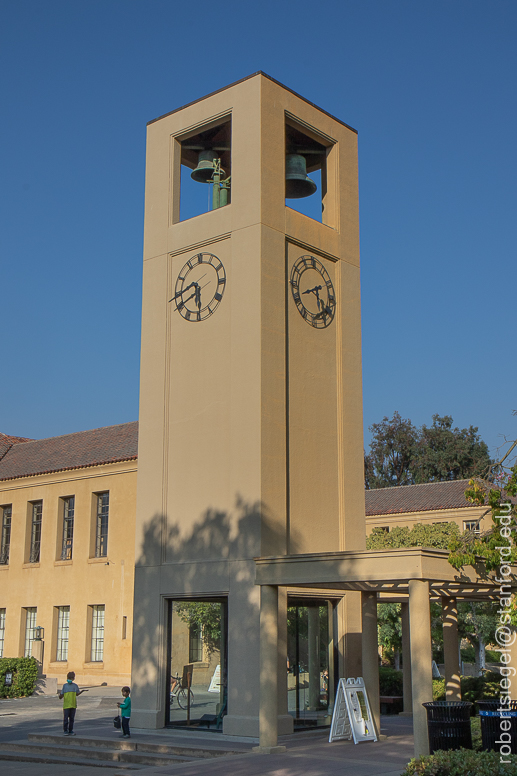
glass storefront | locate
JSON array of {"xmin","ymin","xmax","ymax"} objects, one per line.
[
  {"xmin": 166, "ymin": 599, "xmax": 227, "ymax": 728},
  {"xmin": 287, "ymin": 599, "xmax": 337, "ymax": 728}
]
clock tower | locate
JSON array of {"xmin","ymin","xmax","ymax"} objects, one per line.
[{"xmin": 132, "ymin": 73, "xmax": 366, "ymax": 736}]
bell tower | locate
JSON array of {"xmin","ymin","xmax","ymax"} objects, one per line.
[{"xmin": 132, "ymin": 73, "xmax": 365, "ymax": 735}]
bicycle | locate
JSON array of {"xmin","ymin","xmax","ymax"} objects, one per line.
[{"xmin": 170, "ymin": 672, "xmax": 195, "ymax": 710}]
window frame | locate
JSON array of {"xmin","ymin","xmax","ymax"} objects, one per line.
[
  {"xmin": 90, "ymin": 604, "xmax": 105, "ymax": 662},
  {"xmin": 56, "ymin": 605, "xmax": 70, "ymax": 661},
  {"xmin": 0, "ymin": 505, "xmax": 12, "ymax": 565},
  {"xmin": 29, "ymin": 501, "xmax": 42, "ymax": 563},
  {"xmin": 0, "ymin": 608, "xmax": 5, "ymax": 658},
  {"xmin": 95, "ymin": 493, "xmax": 109, "ymax": 558},
  {"xmin": 24, "ymin": 607, "xmax": 37, "ymax": 657},
  {"xmin": 60, "ymin": 496, "xmax": 75, "ymax": 561}
]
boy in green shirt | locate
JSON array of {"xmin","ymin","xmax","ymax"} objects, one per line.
[
  {"xmin": 118, "ymin": 686, "xmax": 131, "ymax": 737},
  {"xmin": 59, "ymin": 671, "xmax": 85, "ymax": 735}
]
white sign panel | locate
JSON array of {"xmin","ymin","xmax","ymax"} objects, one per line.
[
  {"xmin": 329, "ymin": 677, "xmax": 377, "ymax": 744},
  {"xmin": 208, "ymin": 664, "xmax": 221, "ymax": 693}
]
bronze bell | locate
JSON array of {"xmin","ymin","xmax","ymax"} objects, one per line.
[
  {"xmin": 285, "ymin": 154, "xmax": 317, "ymax": 199},
  {"xmin": 191, "ymin": 150, "xmax": 224, "ymax": 183}
]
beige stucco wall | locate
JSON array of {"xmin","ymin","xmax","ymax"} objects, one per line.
[{"xmin": 0, "ymin": 460, "xmax": 136, "ymax": 685}]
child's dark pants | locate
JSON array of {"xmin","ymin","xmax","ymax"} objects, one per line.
[
  {"xmin": 122, "ymin": 717, "xmax": 130, "ymax": 736},
  {"xmin": 63, "ymin": 708, "xmax": 76, "ymax": 733}
]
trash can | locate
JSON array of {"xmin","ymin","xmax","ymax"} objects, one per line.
[
  {"xmin": 478, "ymin": 700, "xmax": 517, "ymax": 754},
  {"xmin": 423, "ymin": 701, "xmax": 473, "ymax": 753}
]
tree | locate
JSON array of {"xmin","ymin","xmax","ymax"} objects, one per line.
[
  {"xmin": 365, "ymin": 411, "xmax": 419, "ymax": 488},
  {"xmin": 364, "ymin": 412, "xmax": 491, "ymax": 489},
  {"xmin": 175, "ymin": 602, "xmax": 222, "ymax": 657},
  {"xmin": 448, "ymin": 438, "xmax": 517, "ymax": 576},
  {"xmin": 412, "ymin": 415, "xmax": 491, "ymax": 484}
]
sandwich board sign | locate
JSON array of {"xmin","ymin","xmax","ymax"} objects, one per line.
[
  {"xmin": 208, "ymin": 664, "xmax": 221, "ymax": 693},
  {"xmin": 329, "ymin": 677, "xmax": 377, "ymax": 744}
]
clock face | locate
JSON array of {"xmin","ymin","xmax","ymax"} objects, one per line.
[
  {"xmin": 290, "ymin": 255, "xmax": 336, "ymax": 328},
  {"xmin": 172, "ymin": 253, "xmax": 226, "ymax": 321}
]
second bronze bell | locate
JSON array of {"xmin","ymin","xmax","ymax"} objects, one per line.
[{"xmin": 285, "ymin": 154, "xmax": 317, "ymax": 199}]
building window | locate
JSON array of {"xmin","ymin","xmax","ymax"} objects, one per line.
[
  {"xmin": 24, "ymin": 607, "xmax": 37, "ymax": 657},
  {"xmin": 189, "ymin": 622, "xmax": 203, "ymax": 662},
  {"xmin": 464, "ymin": 520, "xmax": 480, "ymax": 534},
  {"xmin": 90, "ymin": 605, "xmax": 105, "ymax": 661},
  {"xmin": 61, "ymin": 497, "xmax": 75, "ymax": 560},
  {"xmin": 29, "ymin": 501, "xmax": 42, "ymax": 563},
  {"xmin": 0, "ymin": 505, "xmax": 12, "ymax": 565},
  {"xmin": 378, "ymin": 526, "xmax": 390, "ymax": 533},
  {"xmin": 95, "ymin": 493, "xmax": 109, "ymax": 558},
  {"xmin": 0, "ymin": 609, "xmax": 5, "ymax": 657},
  {"xmin": 56, "ymin": 606, "xmax": 70, "ymax": 661}
]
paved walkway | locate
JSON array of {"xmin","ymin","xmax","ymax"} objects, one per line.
[{"xmin": 0, "ymin": 686, "xmax": 414, "ymax": 776}]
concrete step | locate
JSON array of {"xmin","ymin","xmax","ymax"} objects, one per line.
[
  {"xmin": 0, "ymin": 749, "xmax": 142, "ymax": 769},
  {"xmin": 29, "ymin": 732, "xmax": 242, "ymax": 758},
  {"xmin": 1, "ymin": 741, "xmax": 133, "ymax": 762},
  {"xmin": 1, "ymin": 733, "xmax": 245, "ymax": 769}
]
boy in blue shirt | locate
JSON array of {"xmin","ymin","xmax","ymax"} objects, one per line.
[
  {"xmin": 118, "ymin": 686, "xmax": 131, "ymax": 737},
  {"xmin": 59, "ymin": 671, "xmax": 85, "ymax": 735}
]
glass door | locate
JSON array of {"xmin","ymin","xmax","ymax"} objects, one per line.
[
  {"xmin": 287, "ymin": 599, "xmax": 336, "ymax": 728},
  {"xmin": 166, "ymin": 598, "xmax": 227, "ymax": 728}
]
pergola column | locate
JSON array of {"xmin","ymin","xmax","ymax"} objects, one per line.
[
  {"xmin": 409, "ymin": 579, "xmax": 433, "ymax": 757},
  {"xmin": 253, "ymin": 585, "xmax": 286, "ymax": 754},
  {"xmin": 401, "ymin": 602, "xmax": 412, "ymax": 713},
  {"xmin": 361, "ymin": 591, "xmax": 380, "ymax": 737},
  {"xmin": 442, "ymin": 596, "xmax": 461, "ymax": 700}
]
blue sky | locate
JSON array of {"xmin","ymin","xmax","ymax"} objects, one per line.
[{"xmin": 1, "ymin": 0, "xmax": 515, "ymax": 457}]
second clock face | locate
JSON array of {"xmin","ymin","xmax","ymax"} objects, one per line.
[
  {"xmin": 173, "ymin": 253, "xmax": 226, "ymax": 322},
  {"xmin": 290, "ymin": 255, "xmax": 336, "ymax": 328}
]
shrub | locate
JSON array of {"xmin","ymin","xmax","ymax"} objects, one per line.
[
  {"xmin": 400, "ymin": 748, "xmax": 517, "ymax": 775},
  {"xmin": 379, "ymin": 666, "xmax": 403, "ymax": 696},
  {"xmin": 0, "ymin": 657, "xmax": 39, "ymax": 698},
  {"xmin": 432, "ymin": 673, "xmax": 499, "ymax": 708}
]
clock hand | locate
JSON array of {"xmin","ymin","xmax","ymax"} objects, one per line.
[{"xmin": 169, "ymin": 281, "xmax": 200, "ymax": 304}]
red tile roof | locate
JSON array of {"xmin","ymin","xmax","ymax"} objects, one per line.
[
  {"xmin": 0, "ymin": 422, "xmax": 138, "ymax": 481},
  {"xmin": 365, "ymin": 480, "xmax": 476, "ymax": 516}
]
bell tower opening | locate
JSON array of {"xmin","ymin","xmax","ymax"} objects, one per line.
[
  {"xmin": 178, "ymin": 116, "xmax": 231, "ymax": 222},
  {"xmin": 285, "ymin": 116, "xmax": 332, "ymax": 224}
]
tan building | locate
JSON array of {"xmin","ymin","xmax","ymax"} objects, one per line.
[
  {"xmin": 366, "ymin": 480, "xmax": 488, "ymax": 535},
  {"xmin": 0, "ymin": 423, "xmax": 137, "ymax": 686}
]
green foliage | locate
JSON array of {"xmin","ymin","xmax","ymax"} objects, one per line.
[
  {"xmin": 460, "ymin": 672, "xmax": 500, "ymax": 704},
  {"xmin": 378, "ymin": 665, "xmax": 403, "ymax": 696},
  {"xmin": 367, "ymin": 522, "xmax": 460, "ymax": 551},
  {"xmin": 378, "ymin": 603, "xmax": 402, "ymax": 658},
  {"xmin": 448, "ymin": 462, "xmax": 517, "ymax": 580},
  {"xmin": 433, "ymin": 678, "xmax": 445, "ymax": 700},
  {"xmin": 175, "ymin": 602, "xmax": 222, "ymax": 657},
  {"xmin": 461, "ymin": 646, "xmax": 500, "ymax": 664},
  {"xmin": 432, "ymin": 673, "xmax": 500, "ymax": 705},
  {"xmin": 400, "ymin": 749, "xmax": 517, "ymax": 776},
  {"xmin": 470, "ymin": 716, "xmax": 482, "ymax": 752},
  {"xmin": 365, "ymin": 412, "xmax": 491, "ymax": 489},
  {"xmin": 0, "ymin": 657, "xmax": 39, "ymax": 698}
]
